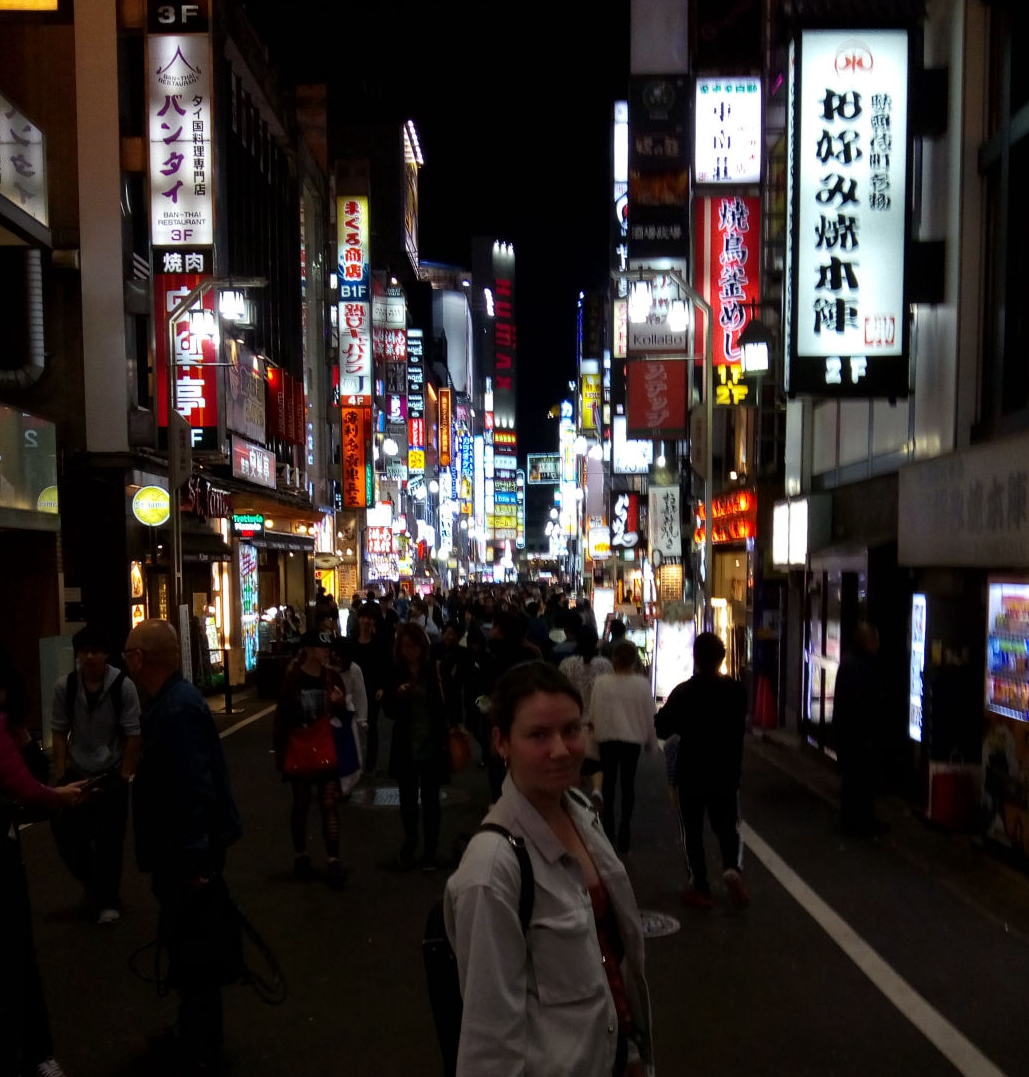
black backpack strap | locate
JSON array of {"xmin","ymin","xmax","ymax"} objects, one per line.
[
  {"xmin": 566, "ymin": 786, "xmax": 595, "ymax": 814},
  {"xmin": 64, "ymin": 670, "xmax": 78, "ymax": 726},
  {"xmin": 478, "ymin": 823, "xmax": 534, "ymax": 932}
]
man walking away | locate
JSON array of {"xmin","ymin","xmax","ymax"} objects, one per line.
[
  {"xmin": 50, "ymin": 624, "xmax": 141, "ymax": 924},
  {"xmin": 125, "ymin": 619, "xmax": 242, "ymax": 1076},
  {"xmin": 655, "ymin": 632, "xmax": 749, "ymax": 910}
]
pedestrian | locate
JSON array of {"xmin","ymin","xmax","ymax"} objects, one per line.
[
  {"xmin": 329, "ymin": 636, "xmax": 368, "ymax": 798},
  {"xmin": 49, "ymin": 623, "xmax": 141, "ymax": 924},
  {"xmin": 352, "ymin": 604, "xmax": 387, "ymax": 774},
  {"xmin": 1, "ymin": 656, "xmax": 87, "ymax": 1077},
  {"xmin": 382, "ymin": 622, "xmax": 449, "ymax": 871},
  {"xmin": 124, "ymin": 620, "xmax": 242, "ymax": 1076},
  {"xmin": 444, "ymin": 661, "xmax": 654, "ymax": 1077},
  {"xmin": 272, "ymin": 630, "xmax": 349, "ymax": 888},
  {"xmin": 655, "ymin": 631, "xmax": 749, "ymax": 910},
  {"xmin": 558, "ymin": 622, "xmax": 613, "ymax": 811},
  {"xmin": 833, "ymin": 621, "xmax": 887, "ymax": 837},
  {"xmin": 590, "ymin": 640, "xmax": 658, "ymax": 853}
]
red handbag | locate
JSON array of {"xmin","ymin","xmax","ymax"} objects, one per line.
[{"xmin": 283, "ymin": 717, "xmax": 338, "ymax": 779}]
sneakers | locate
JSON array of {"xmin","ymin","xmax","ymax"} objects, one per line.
[
  {"xmin": 723, "ymin": 868, "xmax": 750, "ymax": 909},
  {"xmin": 97, "ymin": 907, "xmax": 121, "ymax": 925},
  {"xmin": 326, "ymin": 859, "xmax": 347, "ymax": 890},
  {"xmin": 683, "ymin": 887, "xmax": 714, "ymax": 909},
  {"xmin": 35, "ymin": 1059, "xmax": 67, "ymax": 1077}
]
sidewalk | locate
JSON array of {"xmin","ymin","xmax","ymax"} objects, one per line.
[{"xmin": 747, "ymin": 726, "xmax": 1029, "ymax": 943}]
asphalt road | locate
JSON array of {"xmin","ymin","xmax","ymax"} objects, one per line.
[{"xmin": 19, "ymin": 690, "xmax": 1029, "ymax": 1077}]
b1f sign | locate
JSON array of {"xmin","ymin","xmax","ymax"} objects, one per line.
[{"xmin": 787, "ymin": 29, "xmax": 910, "ymax": 397}]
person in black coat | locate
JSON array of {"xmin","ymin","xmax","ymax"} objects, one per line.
[
  {"xmin": 832, "ymin": 621, "xmax": 886, "ymax": 837},
  {"xmin": 382, "ymin": 623, "xmax": 450, "ymax": 871},
  {"xmin": 655, "ymin": 631, "xmax": 749, "ymax": 910}
]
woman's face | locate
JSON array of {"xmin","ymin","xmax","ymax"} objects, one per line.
[
  {"xmin": 495, "ymin": 690, "xmax": 584, "ymax": 801},
  {"xmin": 399, "ymin": 634, "xmax": 422, "ymax": 666}
]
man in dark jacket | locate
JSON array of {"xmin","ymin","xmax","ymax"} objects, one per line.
[
  {"xmin": 832, "ymin": 621, "xmax": 886, "ymax": 837},
  {"xmin": 656, "ymin": 631, "xmax": 749, "ymax": 910},
  {"xmin": 125, "ymin": 619, "xmax": 242, "ymax": 1076}
]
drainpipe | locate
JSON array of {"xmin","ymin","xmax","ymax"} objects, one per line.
[{"xmin": 0, "ymin": 249, "xmax": 46, "ymax": 389}]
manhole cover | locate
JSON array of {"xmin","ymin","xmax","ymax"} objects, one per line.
[{"xmin": 639, "ymin": 910, "xmax": 680, "ymax": 938}]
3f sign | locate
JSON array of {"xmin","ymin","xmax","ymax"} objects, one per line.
[{"xmin": 155, "ymin": 4, "xmax": 201, "ymax": 25}]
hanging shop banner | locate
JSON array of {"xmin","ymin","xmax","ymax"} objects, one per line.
[
  {"xmin": 581, "ymin": 372, "xmax": 602, "ymax": 432},
  {"xmin": 225, "ymin": 341, "xmax": 266, "ymax": 443},
  {"xmin": 649, "ymin": 485, "xmax": 682, "ymax": 558},
  {"xmin": 407, "ymin": 329, "xmax": 425, "ymax": 418},
  {"xmin": 337, "ymin": 194, "xmax": 372, "ymax": 397},
  {"xmin": 147, "ymin": 14, "xmax": 214, "ymax": 248},
  {"xmin": 341, "ymin": 405, "xmax": 372, "ymax": 508},
  {"xmin": 695, "ymin": 77, "xmax": 762, "ymax": 185},
  {"xmin": 153, "ymin": 271, "xmax": 219, "ymax": 450},
  {"xmin": 527, "ymin": 453, "xmax": 561, "ymax": 485},
  {"xmin": 628, "ymin": 75, "xmax": 691, "ymax": 262},
  {"xmin": 611, "ymin": 492, "xmax": 640, "ymax": 549},
  {"xmin": 626, "ymin": 359, "xmax": 688, "ymax": 438},
  {"xmin": 231, "ymin": 435, "xmax": 276, "ymax": 490},
  {"xmin": 787, "ymin": 29, "xmax": 910, "ymax": 397},
  {"xmin": 439, "ymin": 388, "xmax": 452, "ymax": 467},
  {"xmin": 0, "ymin": 91, "xmax": 48, "ymax": 229},
  {"xmin": 612, "ymin": 414, "xmax": 654, "ymax": 476}
]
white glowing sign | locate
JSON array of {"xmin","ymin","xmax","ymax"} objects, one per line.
[{"xmin": 695, "ymin": 77, "xmax": 762, "ymax": 185}]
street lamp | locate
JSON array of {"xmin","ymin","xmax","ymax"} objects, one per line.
[{"xmin": 165, "ymin": 276, "xmax": 266, "ymax": 616}]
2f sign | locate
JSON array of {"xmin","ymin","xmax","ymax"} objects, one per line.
[{"xmin": 151, "ymin": 3, "xmax": 208, "ymax": 31}]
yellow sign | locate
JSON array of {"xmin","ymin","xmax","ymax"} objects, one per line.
[
  {"xmin": 409, "ymin": 449, "xmax": 425, "ymax": 470},
  {"xmin": 36, "ymin": 485, "xmax": 59, "ymax": 514},
  {"xmin": 132, "ymin": 485, "xmax": 171, "ymax": 527},
  {"xmin": 581, "ymin": 373, "xmax": 601, "ymax": 431}
]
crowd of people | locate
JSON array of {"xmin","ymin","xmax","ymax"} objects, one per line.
[{"xmin": 0, "ymin": 580, "xmax": 767, "ymax": 1077}]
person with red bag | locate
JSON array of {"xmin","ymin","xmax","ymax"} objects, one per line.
[{"xmin": 273, "ymin": 630, "xmax": 349, "ymax": 889}]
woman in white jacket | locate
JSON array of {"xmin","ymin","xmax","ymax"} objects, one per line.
[
  {"xmin": 444, "ymin": 661, "xmax": 653, "ymax": 1077},
  {"xmin": 590, "ymin": 640, "xmax": 658, "ymax": 853}
]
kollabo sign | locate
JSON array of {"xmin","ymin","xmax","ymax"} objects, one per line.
[{"xmin": 787, "ymin": 29, "xmax": 910, "ymax": 397}]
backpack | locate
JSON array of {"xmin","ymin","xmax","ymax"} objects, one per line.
[
  {"xmin": 422, "ymin": 824, "xmax": 534, "ymax": 1077},
  {"xmin": 65, "ymin": 669, "xmax": 127, "ymax": 725}
]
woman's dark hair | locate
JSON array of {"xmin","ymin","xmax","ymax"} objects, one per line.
[
  {"xmin": 575, "ymin": 622, "xmax": 600, "ymax": 664},
  {"xmin": 491, "ymin": 661, "xmax": 582, "ymax": 738},
  {"xmin": 611, "ymin": 639, "xmax": 638, "ymax": 671},
  {"xmin": 331, "ymin": 636, "xmax": 353, "ymax": 670},
  {"xmin": 394, "ymin": 621, "xmax": 431, "ymax": 668}
]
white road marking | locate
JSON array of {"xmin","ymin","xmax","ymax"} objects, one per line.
[
  {"xmin": 743, "ymin": 822, "xmax": 1009, "ymax": 1077},
  {"xmin": 218, "ymin": 703, "xmax": 275, "ymax": 739}
]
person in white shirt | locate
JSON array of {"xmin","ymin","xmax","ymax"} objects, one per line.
[
  {"xmin": 444, "ymin": 661, "xmax": 653, "ymax": 1077},
  {"xmin": 590, "ymin": 640, "xmax": 658, "ymax": 853}
]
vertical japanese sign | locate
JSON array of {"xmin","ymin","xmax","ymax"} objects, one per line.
[
  {"xmin": 610, "ymin": 492, "xmax": 640, "ymax": 549},
  {"xmin": 337, "ymin": 195, "xmax": 372, "ymax": 399},
  {"xmin": 694, "ymin": 77, "xmax": 762, "ymax": 185},
  {"xmin": 581, "ymin": 373, "xmax": 601, "ymax": 432},
  {"xmin": 695, "ymin": 195, "xmax": 762, "ymax": 406},
  {"xmin": 626, "ymin": 359, "xmax": 688, "ymax": 437},
  {"xmin": 147, "ymin": 4, "xmax": 214, "ymax": 248},
  {"xmin": 0, "ymin": 91, "xmax": 48, "ymax": 228},
  {"xmin": 439, "ymin": 389, "xmax": 452, "ymax": 468},
  {"xmin": 788, "ymin": 29, "xmax": 909, "ymax": 396},
  {"xmin": 492, "ymin": 243, "xmax": 517, "ymax": 425},
  {"xmin": 649, "ymin": 485, "xmax": 682, "ymax": 557},
  {"xmin": 341, "ymin": 405, "xmax": 371, "ymax": 508}
]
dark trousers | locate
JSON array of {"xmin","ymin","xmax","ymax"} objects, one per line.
[
  {"xmin": 51, "ymin": 772, "xmax": 128, "ymax": 909},
  {"xmin": 676, "ymin": 788, "xmax": 742, "ymax": 893},
  {"xmin": 397, "ymin": 761, "xmax": 441, "ymax": 859},
  {"xmin": 599, "ymin": 741, "xmax": 642, "ymax": 850},
  {"xmin": 364, "ymin": 703, "xmax": 380, "ymax": 772},
  {"xmin": 153, "ymin": 872, "xmax": 225, "ymax": 1067},
  {"xmin": 839, "ymin": 742, "xmax": 877, "ymax": 834},
  {"xmin": 0, "ymin": 835, "xmax": 54, "ymax": 1076}
]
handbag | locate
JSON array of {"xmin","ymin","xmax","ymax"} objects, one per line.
[
  {"xmin": 448, "ymin": 725, "xmax": 472, "ymax": 773},
  {"xmin": 283, "ymin": 717, "xmax": 338, "ymax": 779}
]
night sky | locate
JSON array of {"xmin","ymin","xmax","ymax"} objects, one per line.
[{"xmin": 242, "ymin": 1, "xmax": 630, "ymax": 461}]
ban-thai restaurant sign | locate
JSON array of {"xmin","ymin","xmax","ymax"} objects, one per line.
[
  {"xmin": 787, "ymin": 29, "xmax": 910, "ymax": 397},
  {"xmin": 147, "ymin": 9, "xmax": 214, "ymax": 248},
  {"xmin": 695, "ymin": 195, "xmax": 762, "ymax": 407},
  {"xmin": 626, "ymin": 359, "xmax": 687, "ymax": 438}
]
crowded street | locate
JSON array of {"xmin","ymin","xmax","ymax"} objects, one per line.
[{"xmin": 17, "ymin": 681, "xmax": 1029, "ymax": 1077}]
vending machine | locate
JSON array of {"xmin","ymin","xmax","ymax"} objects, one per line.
[{"xmin": 982, "ymin": 578, "xmax": 1029, "ymax": 855}]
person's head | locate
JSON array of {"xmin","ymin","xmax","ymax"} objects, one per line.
[
  {"xmin": 123, "ymin": 619, "xmax": 182, "ymax": 696},
  {"xmin": 72, "ymin": 624, "xmax": 113, "ymax": 682},
  {"xmin": 608, "ymin": 619, "xmax": 627, "ymax": 642},
  {"xmin": 574, "ymin": 622, "xmax": 599, "ymax": 661},
  {"xmin": 395, "ymin": 622, "xmax": 431, "ymax": 670},
  {"xmin": 491, "ymin": 661, "xmax": 584, "ymax": 803},
  {"xmin": 356, "ymin": 604, "xmax": 377, "ymax": 639},
  {"xmin": 693, "ymin": 631, "xmax": 726, "ymax": 675},
  {"xmin": 611, "ymin": 638, "xmax": 638, "ymax": 673},
  {"xmin": 298, "ymin": 629, "xmax": 334, "ymax": 669},
  {"xmin": 494, "ymin": 609, "xmax": 529, "ymax": 646},
  {"xmin": 560, "ymin": 609, "xmax": 581, "ymax": 641},
  {"xmin": 466, "ymin": 625, "xmax": 486, "ymax": 654},
  {"xmin": 854, "ymin": 621, "xmax": 880, "ymax": 655},
  {"xmin": 408, "ymin": 598, "xmax": 427, "ymax": 623},
  {"xmin": 441, "ymin": 623, "xmax": 461, "ymax": 649},
  {"xmin": 330, "ymin": 635, "xmax": 353, "ymax": 671}
]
